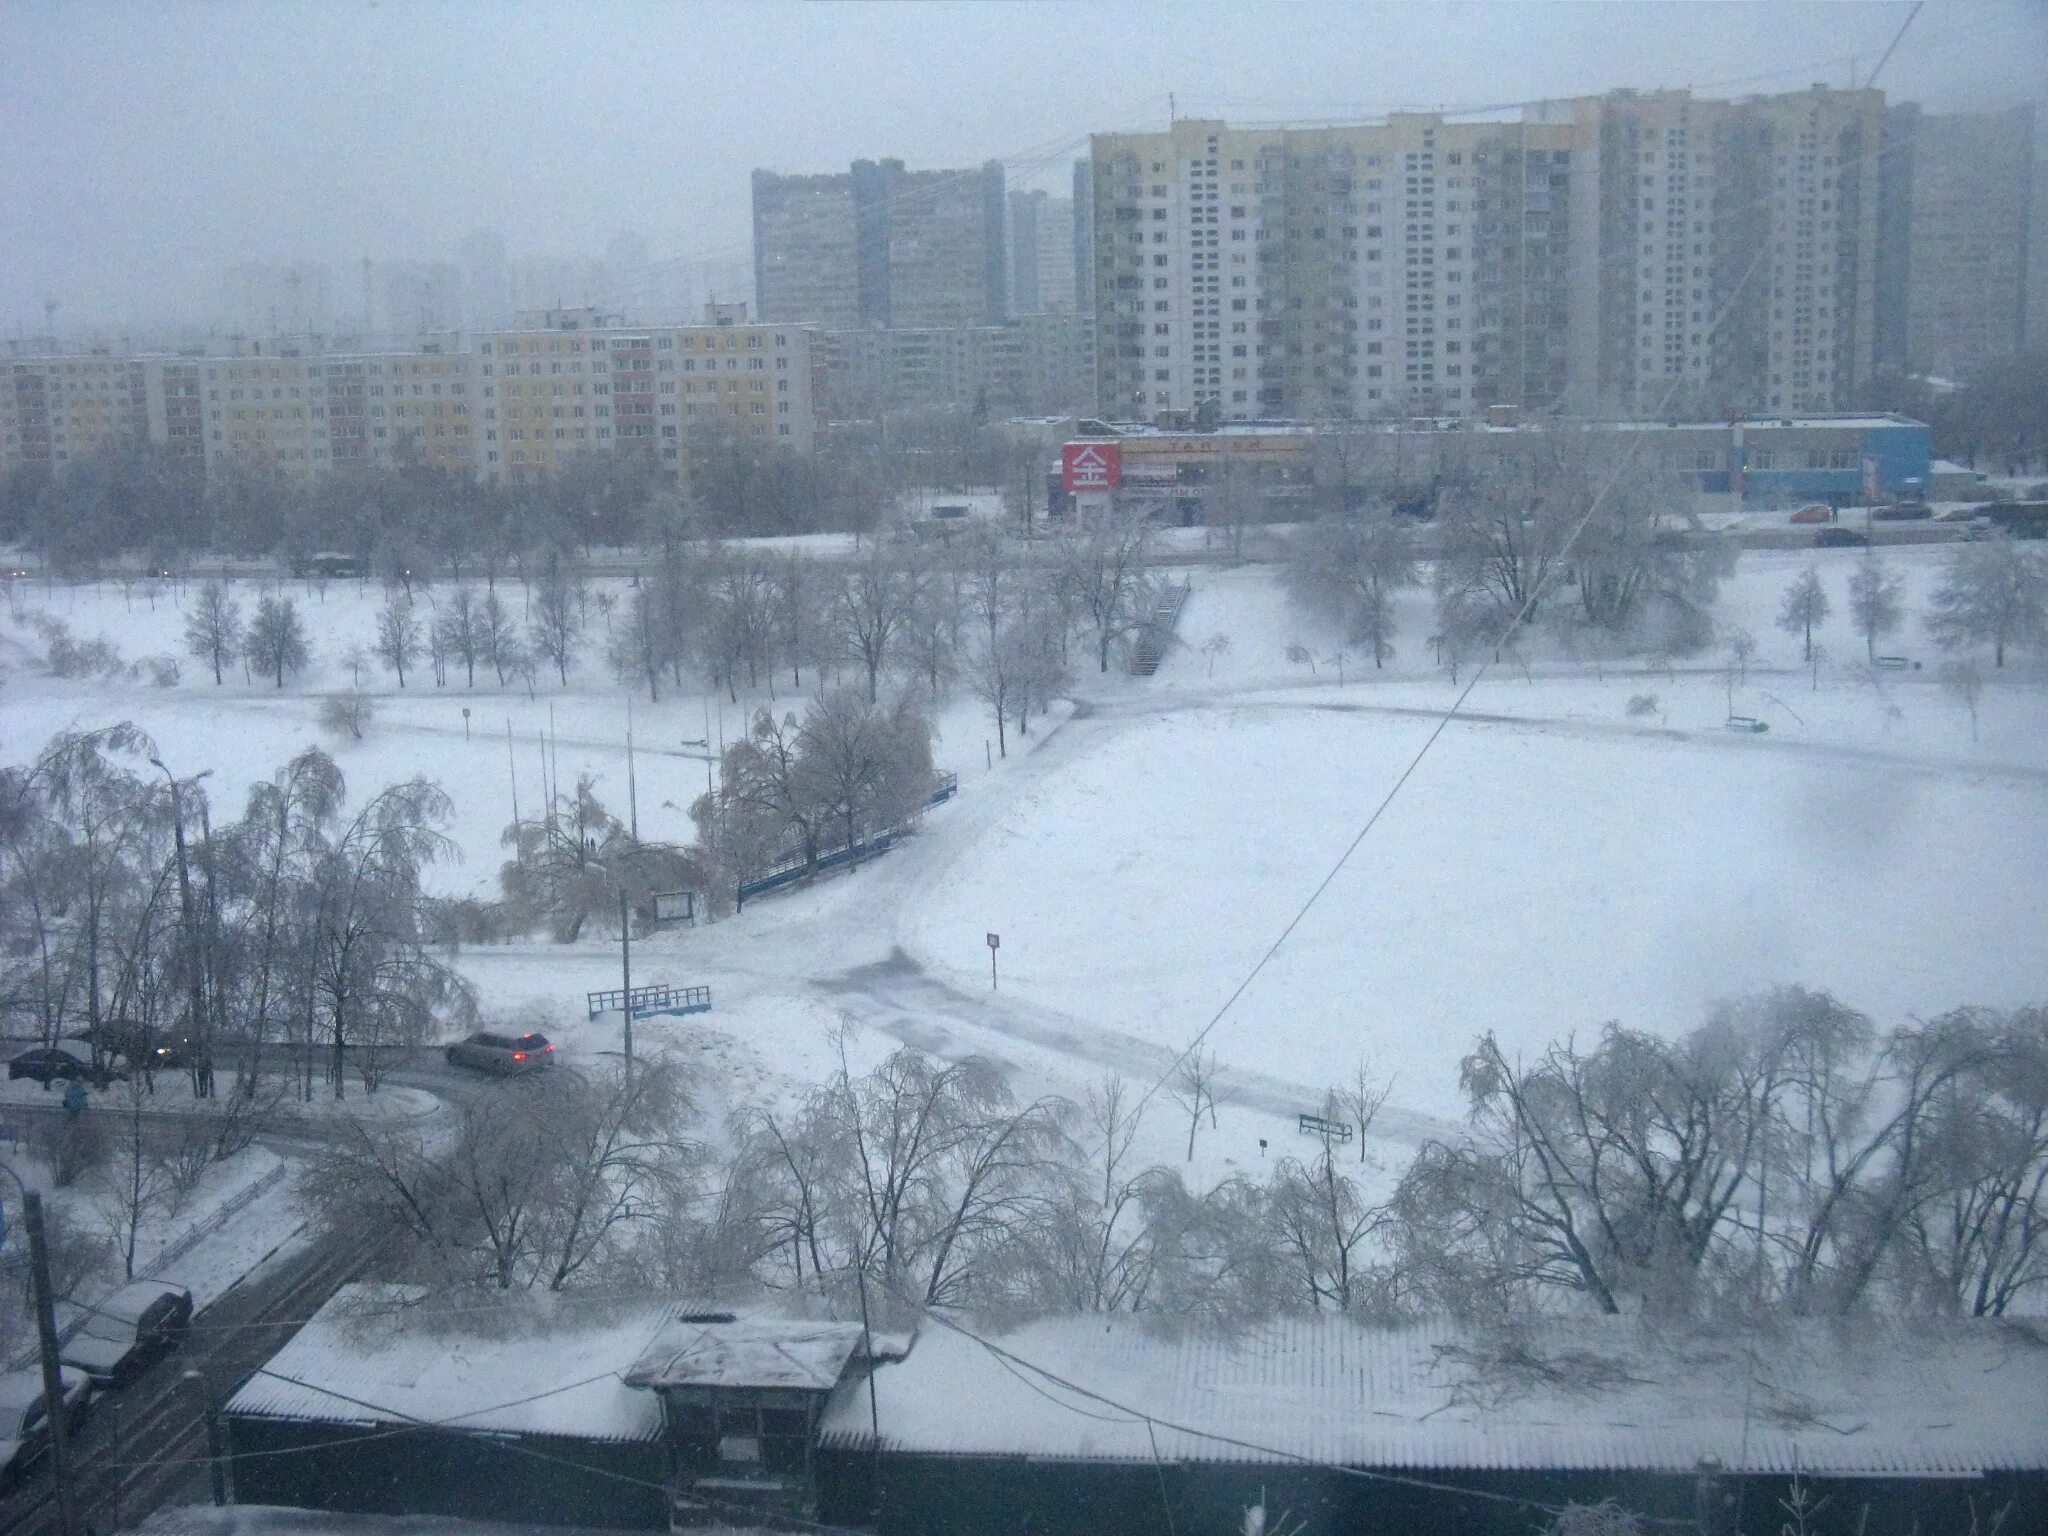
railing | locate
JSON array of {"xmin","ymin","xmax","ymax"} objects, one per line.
[
  {"xmin": 733, "ymin": 771, "xmax": 956, "ymax": 908},
  {"xmin": 1131, "ymin": 579, "xmax": 1194, "ymax": 676},
  {"xmin": 585, "ymin": 983, "xmax": 712, "ymax": 1020},
  {"xmin": 6, "ymin": 1159, "xmax": 290, "ymax": 1369}
]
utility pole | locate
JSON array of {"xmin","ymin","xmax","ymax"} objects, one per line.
[
  {"xmin": 626, "ymin": 695, "xmax": 639, "ymax": 841},
  {"xmin": 25, "ymin": 1191, "xmax": 84, "ymax": 1536},
  {"xmin": 618, "ymin": 887, "xmax": 634, "ymax": 1076},
  {"xmin": 186, "ymin": 1369, "xmax": 230, "ymax": 1504}
]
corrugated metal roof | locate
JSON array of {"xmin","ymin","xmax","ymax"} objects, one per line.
[
  {"xmin": 226, "ymin": 1284, "xmax": 674, "ymax": 1444},
  {"xmin": 624, "ymin": 1317, "xmax": 866, "ymax": 1392},
  {"xmin": 818, "ymin": 1315, "xmax": 2048, "ymax": 1477}
]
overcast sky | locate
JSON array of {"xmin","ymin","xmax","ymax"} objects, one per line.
[{"xmin": 4, "ymin": 0, "xmax": 2043, "ymax": 333}]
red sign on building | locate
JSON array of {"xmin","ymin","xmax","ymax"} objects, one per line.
[{"xmin": 1062, "ymin": 441, "xmax": 1122, "ymax": 493}]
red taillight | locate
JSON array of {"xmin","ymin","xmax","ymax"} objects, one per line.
[
  {"xmin": 545, "ymin": 1044, "xmax": 555, "ymax": 1052},
  {"xmin": 512, "ymin": 1051, "xmax": 526, "ymax": 1062}
]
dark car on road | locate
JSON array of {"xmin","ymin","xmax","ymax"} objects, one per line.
[
  {"xmin": 7, "ymin": 1046, "xmax": 124, "ymax": 1088},
  {"xmin": 444, "ymin": 1030, "xmax": 557, "ymax": 1076},
  {"xmin": 57, "ymin": 1280, "xmax": 194, "ymax": 1385},
  {"xmin": 1869, "ymin": 501, "xmax": 1932, "ymax": 521},
  {"xmin": 0, "ymin": 1366, "xmax": 90, "ymax": 1493},
  {"xmin": 1814, "ymin": 527, "xmax": 1869, "ymax": 548}
]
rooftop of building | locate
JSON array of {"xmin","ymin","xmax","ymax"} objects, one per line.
[
  {"xmin": 1076, "ymin": 413, "xmax": 1928, "ymax": 441},
  {"xmin": 819, "ymin": 1314, "xmax": 2048, "ymax": 1476},
  {"xmin": 225, "ymin": 1284, "xmax": 677, "ymax": 1444}
]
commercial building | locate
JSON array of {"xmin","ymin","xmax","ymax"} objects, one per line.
[
  {"xmin": 1087, "ymin": 87, "xmax": 1887, "ymax": 424},
  {"xmin": 1877, "ymin": 105, "xmax": 2035, "ymax": 379},
  {"xmin": 754, "ymin": 158, "xmax": 1008, "ymax": 330},
  {"xmin": 1048, "ymin": 412, "xmax": 1932, "ymax": 522}
]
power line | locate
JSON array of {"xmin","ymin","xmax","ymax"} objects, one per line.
[{"xmin": 1111, "ymin": 158, "xmax": 1857, "ymax": 1135}]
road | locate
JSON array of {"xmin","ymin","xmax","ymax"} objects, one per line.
[
  {"xmin": 0, "ymin": 1059, "xmax": 526, "ymax": 1535},
  {"xmin": 0, "ymin": 1227, "xmax": 372, "ymax": 1536}
]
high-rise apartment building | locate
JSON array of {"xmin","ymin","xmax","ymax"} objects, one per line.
[
  {"xmin": 371, "ymin": 260, "xmax": 465, "ymax": 338},
  {"xmin": 1072, "ymin": 159, "xmax": 1097, "ymax": 318},
  {"xmin": 1877, "ymin": 105, "xmax": 2034, "ymax": 380},
  {"xmin": 1089, "ymin": 87, "xmax": 1885, "ymax": 422},
  {"xmin": 1088, "ymin": 115, "xmax": 1582, "ymax": 421},
  {"xmin": 1581, "ymin": 86, "xmax": 1883, "ymax": 417},
  {"xmin": 754, "ymin": 159, "xmax": 1007, "ymax": 329},
  {"xmin": 221, "ymin": 262, "xmax": 334, "ymax": 337},
  {"xmin": 1009, "ymin": 190, "xmax": 1078, "ymax": 314}
]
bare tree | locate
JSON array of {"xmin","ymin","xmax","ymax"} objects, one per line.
[
  {"xmin": 1846, "ymin": 549, "xmax": 1904, "ymax": 662},
  {"xmin": 1059, "ymin": 501, "xmax": 1155, "ymax": 673},
  {"xmin": 1171, "ymin": 1046, "xmax": 1223, "ymax": 1162},
  {"xmin": 436, "ymin": 587, "xmax": 483, "ymax": 687},
  {"xmin": 1284, "ymin": 513, "xmax": 1417, "ymax": 668},
  {"xmin": 478, "ymin": 589, "xmax": 518, "ymax": 685},
  {"xmin": 529, "ymin": 561, "xmax": 586, "ymax": 685},
  {"xmin": 319, "ymin": 691, "xmax": 377, "ymax": 742},
  {"xmin": 831, "ymin": 540, "xmax": 914, "ymax": 703},
  {"xmin": 1938, "ymin": 658, "xmax": 1985, "ymax": 742},
  {"xmin": 1776, "ymin": 566, "xmax": 1831, "ymax": 663},
  {"xmin": 1926, "ymin": 533, "xmax": 2047, "ymax": 668},
  {"xmin": 374, "ymin": 593, "xmax": 422, "ymax": 688},
  {"xmin": 183, "ymin": 581, "xmax": 242, "ymax": 686},
  {"xmin": 246, "ymin": 594, "xmax": 311, "ymax": 688},
  {"xmin": 796, "ymin": 688, "xmax": 934, "ymax": 857},
  {"xmin": 1335, "ymin": 1057, "xmax": 1393, "ymax": 1165}
]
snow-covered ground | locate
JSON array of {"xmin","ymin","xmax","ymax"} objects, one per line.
[{"xmin": 4, "ymin": 546, "xmax": 2043, "ymax": 1175}]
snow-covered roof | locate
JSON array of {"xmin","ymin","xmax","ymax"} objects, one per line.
[
  {"xmin": 624, "ymin": 1315, "xmax": 866, "ymax": 1392},
  {"xmin": 226, "ymin": 1285, "xmax": 673, "ymax": 1443},
  {"xmin": 819, "ymin": 1315, "xmax": 2048, "ymax": 1477}
]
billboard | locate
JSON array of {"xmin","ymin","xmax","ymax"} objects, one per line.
[{"xmin": 1062, "ymin": 441, "xmax": 1122, "ymax": 493}]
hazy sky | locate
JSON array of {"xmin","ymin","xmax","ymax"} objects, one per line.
[{"xmin": 4, "ymin": 0, "xmax": 2044, "ymax": 332}]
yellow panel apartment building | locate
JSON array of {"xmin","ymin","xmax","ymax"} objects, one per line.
[{"xmin": 474, "ymin": 308, "xmax": 819, "ymax": 486}]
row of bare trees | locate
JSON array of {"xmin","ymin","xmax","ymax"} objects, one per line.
[
  {"xmin": 1285, "ymin": 434, "xmax": 1739, "ymax": 676},
  {"xmin": 1, "ymin": 727, "xmax": 476, "ymax": 1103},
  {"xmin": 1399, "ymin": 990, "xmax": 2048, "ymax": 1322},
  {"xmin": 288, "ymin": 982, "xmax": 2043, "ymax": 1332}
]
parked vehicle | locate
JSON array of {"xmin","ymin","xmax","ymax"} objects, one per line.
[
  {"xmin": 1724, "ymin": 716, "xmax": 1770, "ymax": 734},
  {"xmin": 444, "ymin": 1030, "xmax": 557, "ymax": 1076},
  {"xmin": 0, "ymin": 1366, "xmax": 90, "ymax": 1493},
  {"xmin": 1814, "ymin": 527, "xmax": 1868, "ymax": 548},
  {"xmin": 1935, "ymin": 506, "xmax": 1985, "ymax": 523},
  {"xmin": 58, "ymin": 1280, "xmax": 194, "ymax": 1385},
  {"xmin": 1869, "ymin": 502, "xmax": 1932, "ymax": 521},
  {"xmin": 7, "ymin": 1046, "xmax": 123, "ymax": 1088},
  {"xmin": 1789, "ymin": 503, "xmax": 1834, "ymax": 524}
]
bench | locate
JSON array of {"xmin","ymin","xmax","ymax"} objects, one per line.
[{"xmin": 1298, "ymin": 1112, "xmax": 1354, "ymax": 1143}]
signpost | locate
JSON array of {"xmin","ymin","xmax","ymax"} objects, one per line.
[{"xmin": 987, "ymin": 931, "xmax": 1000, "ymax": 991}]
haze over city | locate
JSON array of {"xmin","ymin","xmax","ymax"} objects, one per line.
[
  {"xmin": 4, "ymin": 6, "xmax": 2048, "ymax": 1536},
  {"xmin": 4, "ymin": 0, "xmax": 2045, "ymax": 330}
]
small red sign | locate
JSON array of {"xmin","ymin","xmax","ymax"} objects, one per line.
[{"xmin": 1062, "ymin": 441, "xmax": 1121, "ymax": 493}]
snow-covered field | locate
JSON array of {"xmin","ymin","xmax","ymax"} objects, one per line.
[{"xmin": 4, "ymin": 545, "xmax": 2044, "ymax": 1160}]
